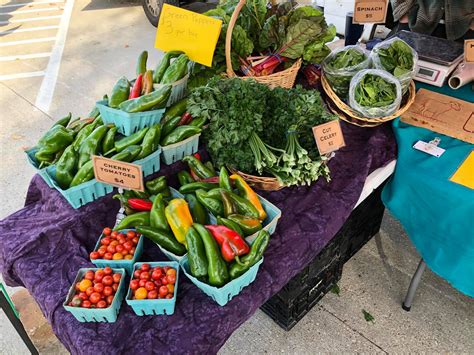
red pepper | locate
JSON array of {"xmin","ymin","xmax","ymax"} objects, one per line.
[
  {"xmin": 205, "ymin": 225, "xmax": 250, "ymax": 262},
  {"xmin": 193, "ymin": 153, "xmax": 201, "ymax": 160},
  {"xmin": 127, "ymin": 198, "xmax": 152, "ymax": 211},
  {"xmin": 178, "ymin": 112, "xmax": 193, "ymax": 126},
  {"xmin": 201, "ymin": 176, "xmax": 219, "ymax": 183},
  {"xmin": 129, "ymin": 74, "xmax": 143, "ymax": 99},
  {"xmin": 189, "ymin": 168, "xmax": 201, "ymax": 181}
]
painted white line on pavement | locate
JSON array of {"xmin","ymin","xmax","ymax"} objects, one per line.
[
  {"xmin": 0, "ymin": 1, "xmax": 64, "ymax": 9},
  {"xmin": 0, "ymin": 7, "xmax": 63, "ymax": 15},
  {"xmin": 0, "ymin": 37, "xmax": 56, "ymax": 47},
  {"xmin": 0, "ymin": 14, "xmax": 61, "ymax": 24},
  {"xmin": 35, "ymin": 0, "xmax": 74, "ymax": 112},
  {"xmin": 0, "ymin": 25, "xmax": 59, "ymax": 35},
  {"xmin": 0, "ymin": 71, "xmax": 44, "ymax": 81},
  {"xmin": 0, "ymin": 52, "xmax": 51, "ymax": 61}
]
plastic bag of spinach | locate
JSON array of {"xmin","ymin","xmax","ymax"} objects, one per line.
[
  {"xmin": 370, "ymin": 38, "xmax": 418, "ymax": 95},
  {"xmin": 322, "ymin": 45, "xmax": 370, "ymax": 100},
  {"xmin": 348, "ymin": 69, "xmax": 402, "ymax": 118}
]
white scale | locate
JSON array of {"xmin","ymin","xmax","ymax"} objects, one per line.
[{"xmin": 395, "ymin": 31, "xmax": 464, "ymax": 87}]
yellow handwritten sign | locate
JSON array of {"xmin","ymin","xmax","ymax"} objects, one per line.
[{"xmin": 155, "ymin": 4, "xmax": 222, "ymax": 67}]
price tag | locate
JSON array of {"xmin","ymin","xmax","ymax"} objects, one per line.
[
  {"xmin": 312, "ymin": 120, "xmax": 345, "ymax": 155},
  {"xmin": 155, "ymin": 4, "xmax": 222, "ymax": 67},
  {"xmin": 353, "ymin": 0, "xmax": 388, "ymax": 24},
  {"xmin": 464, "ymin": 40, "xmax": 474, "ymax": 62},
  {"xmin": 92, "ymin": 155, "xmax": 145, "ymax": 192},
  {"xmin": 412, "ymin": 140, "xmax": 445, "ymax": 158}
]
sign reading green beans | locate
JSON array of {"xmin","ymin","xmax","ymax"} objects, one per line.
[{"xmin": 92, "ymin": 155, "xmax": 145, "ymax": 191}]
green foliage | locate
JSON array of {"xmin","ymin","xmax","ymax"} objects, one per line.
[
  {"xmin": 377, "ymin": 40, "xmax": 414, "ymax": 77},
  {"xmin": 354, "ymin": 74, "xmax": 397, "ymax": 108},
  {"xmin": 326, "ymin": 48, "xmax": 367, "ymax": 70}
]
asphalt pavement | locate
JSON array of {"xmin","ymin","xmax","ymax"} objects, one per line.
[{"xmin": 0, "ymin": 0, "xmax": 473, "ymax": 353}]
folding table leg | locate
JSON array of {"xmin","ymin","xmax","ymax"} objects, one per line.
[
  {"xmin": 0, "ymin": 287, "xmax": 39, "ymax": 355},
  {"xmin": 402, "ymin": 258, "xmax": 426, "ymax": 312}
]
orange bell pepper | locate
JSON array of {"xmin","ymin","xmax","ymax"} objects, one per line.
[{"xmin": 229, "ymin": 174, "xmax": 267, "ymax": 220}]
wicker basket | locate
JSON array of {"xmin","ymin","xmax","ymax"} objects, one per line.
[
  {"xmin": 228, "ymin": 167, "xmax": 284, "ymax": 191},
  {"xmin": 225, "ymin": 0, "xmax": 301, "ymax": 89},
  {"xmin": 321, "ymin": 74, "xmax": 416, "ymax": 127}
]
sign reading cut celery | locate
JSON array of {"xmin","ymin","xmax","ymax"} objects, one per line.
[
  {"xmin": 155, "ymin": 4, "xmax": 222, "ymax": 67},
  {"xmin": 353, "ymin": 0, "xmax": 388, "ymax": 24},
  {"xmin": 312, "ymin": 120, "xmax": 345, "ymax": 155},
  {"xmin": 92, "ymin": 155, "xmax": 145, "ymax": 192}
]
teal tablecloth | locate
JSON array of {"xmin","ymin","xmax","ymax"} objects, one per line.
[{"xmin": 382, "ymin": 84, "xmax": 474, "ymax": 297}]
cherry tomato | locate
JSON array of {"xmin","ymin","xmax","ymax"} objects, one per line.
[
  {"xmin": 95, "ymin": 269, "xmax": 104, "ymax": 279},
  {"xmin": 103, "ymin": 267, "xmax": 113, "ymax": 275},
  {"xmin": 112, "ymin": 253, "xmax": 123, "ymax": 260},
  {"xmin": 167, "ymin": 274, "xmax": 177, "ymax": 284},
  {"xmin": 130, "ymin": 247, "xmax": 136, "ymax": 255},
  {"xmin": 145, "ymin": 281, "xmax": 155, "ymax": 291},
  {"xmin": 93, "ymin": 283, "xmax": 104, "ymax": 293},
  {"xmin": 163, "ymin": 266, "xmax": 170, "ymax": 273},
  {"xmin": 151, "ymin": 269, "xmax": 162, "ymax": 280},
  {"xmin": 159, "ymin": 286, "xmax": 168, "ymax": 298},
  {"xmin": 89, "ymin": 292, "xmax": 101, "ymax": 304},
  {"xmin": 97, "ymin": 300, "xmax": 107, "ymax": 308},
  {"xmin": 167, "ymin": 284, "xmax": 175, "ymax": 294},
  {"xmin": 123, "ymin": 241, "xmax": 133, "ymax": 251},
  {"xmin": 85, "ymin": 287, "xmax": 95, "ymax": 297},
  {"xmin": 82, "ymin": 300, "xmax": 91, "ymax": 308},
  {"xmin": 84, "ymin": 270, "xmax": 94, "ymax": 280},
  {"xmin": 110, "ymin": 240, "xmax": 119, "ymax": 247},
  {"xmin": 98, "ymin": 249, "xmax": 106, "ymax": 257},
  {"xmin": 79, "ymin": 279, "xmax": 92, "ymax": 292},
  {"xmin": 104, "ymin": 252, "xmax": 113, "ymax": 260},
  {"xmin": 71, "ymin": 296, "xmax": 82, "ymax": 307},
  {"xmin": 101, "ymin": 237, "xmax": 111, "ymax": 246},
  {"xmin": 115, "ymin": 245, "xmax": 124, "ymax": 253},
  {"xmin": 166, "ymin": 293, "xmax": 173, "ymax": 299},
  {"xmin": 166, "ymin": 268, "xmax": 176, "ymax": 277},
  {"xmin": 112, "ymin": 273, "xmax": 121, "ymax": 283},
  {"xmin": 106, "ymin": 295, "xmax": 114, "ymax": 305},
  {"xmin": 102, "ymin": 275, "xmax": 113, "ymax": 286},
  {"xmin": 121, "ymin": 250, "xmax": 129, "ymax": 256},
  {"xmin": 127, "ymin": 230, "xmax": 136, "ymax": 239},
  {"xmin": 135, "ymin": 287, "xmax": 147, "ymax": 300},
  {"xmin": 129, "ymin": 279, "xmax": 139, "ymax": 290},
  {"xmin": 139, "ymin": 279, "xmax": 147, "ymax": 287},
  {"xmin": 132, "ymin": 237, "xmax": 139, "ymax": 245},
  {"xmin": 141, "ymin": 264, "xmax": 151, "ymax": 272},
  {"xmin": 154, "ymin": 280, "xmax": 162, "ymax": 287},
  {"xmin": 100, "ymin": 285, "xmax": 112, "ymax": 296},
  {"xmin": 112, "ymin": 283, "xmax": 118, "ymax": 292},
  {"xmin": 161, "ymin": 276, "xmax": 169, "ymax": 285},
  {"xmin": 78, "ymin": 292, "xmax": 88, "ymax": 301},
  {"xmin": 75, "ymin": 282, "xmax": 81, "ymax": 291},
  {"xmin": 139, "ymin": 271, "xmax": 150, "ymax": 280},
  {"xmin": 111, "ymin": 231, "xmax": 119, "ymax": 238},
  {"xmin": 103, "ymin": 227, "xmax": 112, "ymax": 236},
  {"xmin": 90, "ymin": 251, "xmax": 100, "ymax": 260},
  {"xmin": 147, "ymin": 290, "xmax": 158, "ymax": 299},
  {"xmin": 106, "ymin": 245, "xmax": 116, "ymax": 254}
]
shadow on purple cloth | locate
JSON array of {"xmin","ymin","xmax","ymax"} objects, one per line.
[{"xmin": 0, "ymin": 122, "xmax": 396, "ymax": 355}]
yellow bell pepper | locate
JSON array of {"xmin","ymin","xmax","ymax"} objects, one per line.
[
  {"xmin": 230, "ymin": 174, "xmax": 267, "ymax": 220},
  {"xmin": 165, "ymin": 198, "xmax": 193, "ymax": 246}
]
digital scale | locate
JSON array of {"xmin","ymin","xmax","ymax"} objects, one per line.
[{"xmin": 395, "ymin": 31, "xmax": 464, "ymax": 87}]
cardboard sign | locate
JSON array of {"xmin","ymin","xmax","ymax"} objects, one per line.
[
  {"xmin": 155, "ymin": 4, "xmax": 222, "ymax": 67},
  {"xmin": 465, "ymin": 40, "xmax": 474, "ymax": 62},
  {"xmin": 92, "ymin": 155, "xmax": 145, "ymax": 192},
  {"xmin": 450, "ymin": 150, "xmax": 474, "ymax": 189},
  {"xmin": 353, "ymin": 0, "xmax": 388, "ymax": 24},
  {"xmin": 312, "ymin": 120, "xmax": 345, "ymax": 155},
  {"xmin": 401, "ymin": 89, "xmax": 474, "ymax": 144}
]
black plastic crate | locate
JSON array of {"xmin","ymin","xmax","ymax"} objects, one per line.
[{"xmin": 261, "ymin": 183, "xmax": 386, "ymax": 330}]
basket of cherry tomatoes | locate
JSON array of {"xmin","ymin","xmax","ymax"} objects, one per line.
[
  {"xmin": 126, "ymin": 262, "xmax": 179, "ymax": 316},
  {"xmin": 90, "ymin": 228, "xmax": 143, "ymax": 274},
  {"xmin": 63, "ymin": 267, "xmax": 126, "ymax": 322}
]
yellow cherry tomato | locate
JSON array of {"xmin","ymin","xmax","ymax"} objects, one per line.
[
  {"xmin": 135, "ymin": 287, "xmax": 147, "ymax": 300},
  {"xmin": 112, "ymin": 252, "xmax": 123, "ymax": 260},
  {"xmin": 79, "ymin": 279, "xmax": 92, "ymax": 292}
]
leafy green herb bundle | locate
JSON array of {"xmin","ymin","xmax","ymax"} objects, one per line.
[
  {"xmin": 353, "ymin": 73, "xmax": 397, "ymax": 108},
  {"xmin": 376, "ymin": 39, "xmax": 414, "ymax": 77}
]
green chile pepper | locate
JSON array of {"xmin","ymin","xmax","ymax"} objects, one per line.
[
  {"xmin": 131, "ymin": 190, "xmax": 150, "ymax": 199},
  {"xmin": 161, "ymin": 126, "xmax": 201, "ymax": 146},
  {"xmin": 184, "ymin": 194, "xmax": 207, "ymax": 224},
  {"xmin": 219, "ymin": 167, "xmax": 232, "ymax": 191},
  {"xmin": 54, "ymin": 112, "xmax": 72, "ymax": 127},
  {"xmin": 161, "ymin": 54, "xmax": 189, "ymax": 84},
  {"xmin": 114, "ymin": 212, "xmax": 150, "ymax": 231},
  {"xmin": 206, "ymin": 188, "xmax": 225, "ymax": 200},
  {"xmin": 136, "ymin": 51, "xmax": 148, "ymax": 76},
  {"xmin": 72, "ymin": 123, "xmax": 95, "ymax": 150},
  {"xmin": 216, "ymin": 216, "xmax": 244, "ymax": 236},
  {"xmin": 179, "ymin": 182, "xmax": 218, "ymax": 194},
  {"xmin": 136, "ymin": 125, "xmax": 161, "ymax": 160},
  {"xmin": 182, "ymin": 156, "xmax": 215, "ymax": 179},
  {"xmin": 109, "ymin": 145, "xmax": 141, "ymax": 162},
  {"xmin": 153, "ymin": 51, "xmax": 183, "ymax": 83},
  {"xmin": 101, "ymin": 125, "xmax": 117, "ymax": 155},
  {"xmin": 150, "ymin": 193, "xmax": 170, "ymax": 232},
  {"xmin": 196, "ymin": 189, "xmax": 224, "ymax": 217},
  {"xmin": 227, "ymin": 214, "xmax": 262, "ymax": 236},
  {"xmin": 205, "ymin": 161, "xmax": 214, "ymax": 172},
  {"xmin": 220, "ymin": 190, "xmax": 236, "ymax": 217},
  {"xmin": 137, "ymin": 226, "xmax": 187, "ymax": 256},
  {"xmin": 161, "ymin": 116, "xmax": 181, "ymax": 137},
  {"xmin": 163, "ymin": 98, "xmax": 187, "ymax": 122},
  {"xmin": 55, "ymin": 145, "xmax": 78, "ymax": 190},
  {"xmin": 193, "ymin": 223, "xmax": 229, "ymax": 287},
  {"xmin": 69, "ymin": 160, "xmax": 94, "ymax": 187},
  {"xmin": 87, "ymin": 104, "xmax": 100, "ymax": 119},
  {"xmin": 185, "ymin": 226, "xmax": 208, "ymax": 279},
  {"xmin": 189, "ymin": 117, "xmax": 207, "ymax": 128},
  {"xmin": 228, "ymin": 191, "xmax": 259, "ymax": 218},
  {"xmin": 145, "ymin": 176, "xmax": 168, "ymax": 195},
  {"xmin": 37, "ymin": 125, "xmax": 75, "ymax": 155},
  {"xmin": 109, "ymin": 76, "xmax": 130, "ymax": 108},
  {"xmin": 78, "ymin": 125, "xmax": 109, "ymax": 168},
  {"xmin": 114, "ymin": 127, "xmax": 149, "ymax": 153},
  {"xmin": 178, "ymin": 171, "xmax": 194, "ymax": 186},
  {"xmin": 229, "ymin": 230, "xmax": 269, "ymax": 279},
  {"xmin": 118, "ymin": 85, "xmax": 171, "ymax": 113}
]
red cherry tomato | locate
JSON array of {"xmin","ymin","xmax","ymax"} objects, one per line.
[
  {"xmin": 145, "ymin": 281, "xmax": 155, "ymax": 291},
  {"xmin": 82, "ymin": 300, "xmax": 91, "ymax": 308},
  {"xmin": 166, "ymin": 293, "xmax": 173, "ymax": 299},
  {"xmin": 94, "ymin": 272, "xmax": 104, "ymax": 283},
  {"xmin": 161, "ymin": 276, "xmax": 169, "ymax": 285},
  {"xmin": 84, "ymin": 270, "xmax": 95, "ymax": 281},
  {"xmin": 106, "ymin": 245, "xmax": 116, "ymax": 254},
  {"xmin": 110, "ymin": 240, "xmax": 119, "ymax": 247},
  {"xmin": 154, "ymin": 280, "xmax": 162, "ymax": 287},
  {"xmin": 112, "ymin": 283, "xmax": 118, "ymax": 292},
  {"xmin": 103, "ymin": 286, "xmax": 113, "ymax": 296},
  {"xmin": 141, "ymin": 264, "xmax": 151, "ymax": 272},
  {"xmin": 130, "ymin": 247, "xmax": 136, "ymax": 255},
  {"xmin": 100, "ymin": 237, "xmax": 111, "ymax": 246},
  {"xmin": 103, "ymin": 227, "xmax": 112, "ymax": 236},
  {"xmin": 93, "ymin": 283, "xmax": 104, "ymax": 293},
  {"xmin": 115, "ymin": 245, "xmax": 124, "ymax": 253},
  {"xmin": 106, "ymin": 295, "xmax": 114, "ymax": 305},
  {"xmin": 97, "ymin": 300, "xmax": 107, "ymax": 308},
  {"xmin": 111, "ymin": 231, "xmax": 119, "ymax": 238},
  {"xmin": 166, "ymin": 268, "xmax": 176, "ymax": 277},
  {"xmin": 132, "ymin": 237, "xmax": 139, "ymax": 245},
  {"xmin": 159, "ymin": 286, "xmax": 168, "ymax": 298},
  {"xmin": 89, "ymin": 292, "xmax": 101, "ymax": 304},
  {"xmin": 162, "ymin": 266, "xmax": 170, "ymax": 273},
  {"xmin": 104, "ymin": 252, "xmax": 113, "ymax": 260},
  {"xmin": 152, "ymin": 269, "xmax": 162, "ymax": 280},
  {"xmin": 123, "ymin": 241, "xmax": 133, "ymax": 251},
  {"xmin": 139, "ymin": 271, "xmax": 150, "ymax": 280},
  {"xmin": 102, "ymin": 275, "xmax": 113, "ymax": 286},
  {"xmin": 129, "ymin": 279, "xmax": 139, "ymax": 290},
  {"xmin": 75, "ymin": 282, "xmax": 81, "ymax": 291},
  {"xmin": 127, "ymin": 230, "xmax": 136, "ymax": 239},
  {"xmin": 90, "ymin": 251, "xmax": 100, "ymax": 260},
  {"xmin": 78, "ymin": 292, "xmax": 88, "ymax": 301},
  {"xmin": 147, "ymin": 290, "xmax": 158, "ymax": 299},
  {"xmin": 139, "ymin": 279, "xmax": 147, "ymax": 288},
  {"xmin": 85, "ymin": 287, "xmax": 94, "ymax": 297},
  {"xmin": 166, "ymin": 274, "xmax": 176, "ymax": 284},
  {"xmin": 98, "ymin": 249, "xmax": 106, "ymax": 257},
  {"xmin": 112, "ymin": 273, "xmax": 121, "ymax": 283},
  {"xmin": 103, "ymin": 267, "xmax": 113, "ymax": 275}
]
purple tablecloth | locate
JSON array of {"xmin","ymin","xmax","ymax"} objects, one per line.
[{"xmin": 0, "ymin": 122, "xmax": 395, "ymax": 354}]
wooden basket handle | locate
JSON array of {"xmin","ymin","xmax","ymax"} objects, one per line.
[{"xmin": 225, "ymin": 0, "xmax": 247, "ymax": 78}]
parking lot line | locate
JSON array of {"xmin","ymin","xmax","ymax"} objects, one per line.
[
  {"xmin": 0, "ymin": 25, "xmax": 60, "ymax": 35},
  {"xmin": 0, "ymin": 71, "xmax": 45, "ymax": 81},
  {"xmin": 0, "ymin": 7, "xmax": 63, "ymax": 15},
  {"xmin": 0, "ymin": 15, "xmax": 61, "ymax": 24},
  {"xmin": 0, "ymin": 52, "xmax": 51, "ymax": 61},
  {"xmin": 0, "ymin": 37, "xmax": 57, "ymax": 47},
  {"xmin": 0, "ymin": 0, "xmax": 64, "ymax": 9}
]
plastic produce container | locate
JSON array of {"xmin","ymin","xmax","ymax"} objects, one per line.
[
  {"xmin": 180, "ymin": 256, "xmax": 263, "ymax": 306},
  {"xmin": 161, "ymin": 133, "xmax": 200, "ymax": 165},
  {"xmin": 24, "ymin": 147, "xmax": 54, "ymax": 187},
  {"xmin": 96, "ymin": 100, "xmax": 165, "ymax": 136},
  {"xmin": 126, "ymin": 261, "xmax": 179, "ymax": 316},
  {"xmin": 91, "ymin": 229, "xmax": 144, "ymax": 274},
  {"xmin": 134, "ymin": 147, "xmax": 161, "ymax": 176},
  {"xmin": 153, "ymin": 73, "xmax": 189, "ymax": 107},
  {"xmin": 63, "ymin": 267, "xmax": 126, "ymax": 322}
]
